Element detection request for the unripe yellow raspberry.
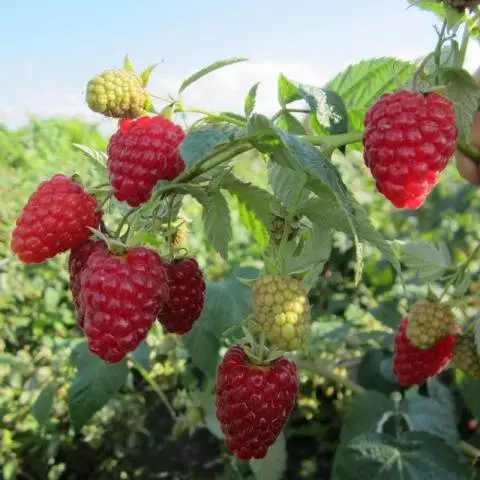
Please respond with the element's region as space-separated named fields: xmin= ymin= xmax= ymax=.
xmin=453 ymin=333 xmax=480 ymax=379
xmin=86 ymin=69 xmax=147 ymax=118
xmin=406 ymin=300 xmax=455 ymax=349
xmin=252 ymin=274 xmax=310 ymax=351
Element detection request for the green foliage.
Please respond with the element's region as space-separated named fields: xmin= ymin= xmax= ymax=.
xmin=68 ymin=342 xmax=128 ymax=431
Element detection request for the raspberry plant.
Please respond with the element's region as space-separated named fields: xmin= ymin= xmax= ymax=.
xmin=6 ymin=1 xmax=480 ymax=478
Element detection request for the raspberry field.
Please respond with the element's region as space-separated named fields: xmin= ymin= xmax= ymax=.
xmin=3 ymin=1 xmax=480 ymax=479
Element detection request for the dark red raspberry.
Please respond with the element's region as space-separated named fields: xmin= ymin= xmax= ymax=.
xmin=363 ymin=90 xmax=457 ymax=209
xmin=68 ymin=240 xmax=107 ymax=330
xmin=11 ymin=174 xmax=102 ymax=263
xmin=107 ymin=115 xmax=186 ymax=207
xmin=215 ymin=346 xmax=298 ymax=460
xmin=80 ymin=246 xmax=169 ymax=363
xmin=158 ymin=257 xmax=205 ymax=334
xmin=393 ymin=318 xmax=456 ymax=386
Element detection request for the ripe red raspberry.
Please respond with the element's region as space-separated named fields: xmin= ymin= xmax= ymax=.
xmin=363 ymin=90 xmax=457 ymax=209
xmin=107 ymin=115 xmax=186 ymax=207
xmin=80 ymin=246 xmax=169 ymax=363
xmin=11 ymin=174 xmax=102 ymax=263
xmin=158 ymin=257 xmax=205 ymax=334
xmin=393 ymin=318 xmax=456 ymax=386
xmin=68 ymin=240 xmax=107 ymax=330
xmin=215 ymin=346 xmax=298 ymax=460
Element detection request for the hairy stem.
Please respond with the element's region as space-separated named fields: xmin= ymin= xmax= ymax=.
xmin=301 ymin=131 xmax=363 ymax=149
xmin=131 ymin=359 xmax=177 ymax=421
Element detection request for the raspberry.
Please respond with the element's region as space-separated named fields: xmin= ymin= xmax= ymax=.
xmin=252 ymin=275 xmax=310 ymax=351
xmin=453 ymin=333 xmax=480 ymax=379
xmin=406 ymin=300 xmax=455 ymax=349
xmin=86 ymin=69 xmax=147 ymax=118
xmin=444 ymin=0 xmax=480 ymax=11
xmin=68 ymin=240 xmax=107 ymax=330
xmin=158 ymin=257 xmax=206 ymax=334
xmin=11 ymin=174 xmax=102 ymax=263
xmin=393 ymin=318 xmax=456 ymax=386
xmin=363 ymin=90 xmax=457 ymax=209
xmin=215 ymin=346 xmax=298 ymax=460
xmin=80 ymin=246 xmax=169 ymax=362
xmin=107 ymin=115 xmax=186 ymax=206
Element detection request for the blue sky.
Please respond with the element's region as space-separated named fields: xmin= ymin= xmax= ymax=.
xmin=1 ymin=0 xmax=479 ymax=129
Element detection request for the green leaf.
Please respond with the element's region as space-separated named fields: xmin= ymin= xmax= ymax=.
xmin=179 ymin=57 xmax=248 ymax=93
xmin=339 ymin=391 xmax=393 ymax=445
xmin=274 ymin=111 xmax=308 ymax=134
xmin=2 ymin=461 xmax=18 ymax=480
xmin=278 ymin=73 xmax=300 ymax=106
xmin=123 ymin=54 xmax=136 ymax=73
xmin=202 ymin=191 xmax=232 ymax=260
xmin=396 ymin=240 xmax=450 ymax=281
xmin=32 ymin=383 xmax=54 ymax=428
xmin=132 ymin=340 xmax=150 ymax=370
xmin=335 ymin=432 xmax=472 ymax=480
xmin=277 ymin=74 xmax=348 ymax=135
xmin=440 ymin=67 xmax=480 ymax=140
xmin=358 ymin=349 xmax=398 ymax=395
xmin=327 ymin=58 xmax=416 ymax=109
xmin=237 ymin=200 xmax=270 ymax=247
xmin=72 ymin=143 xmax=107 ymax=171
xmin=222 ymin=176 xmax=273 ymax=226
xmin=299 ymin=189 xmax=401 ymax=278
xmin=180 ymin=124 xmax=245 ymax=169
xmin=245 ymin=82 xmax=260 ymax=118
xmin=458 ymin=375 xmax=480 ymax=421
xmin=268 ymin=163 xmax=310 ymax=210
xmin=184 ymin=271 xmax=254 ymax=377
xmin=198 ymin=391 xmax=224 ymax=439
xmin=284 ymin=227 xmax=332 ymax=289
xmin=68 ymin=342 xmax=128 ymax=431
xmin=299 ymin=84 xmax=349 ymax=135
xmin=139 ymin=63 xmax=158 ymax=87
xmin=404 ymin=395 xmax=459 ymax=448
xmin=250 ymin=432 xmax=287 ymax=480
xmin=369 ymin=302 xmax=402 ymax=330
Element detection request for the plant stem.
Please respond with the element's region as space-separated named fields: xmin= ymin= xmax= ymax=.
xmin=460 ymin=440 xmax=480 ymax=458
xmin=174 ymin=141 xmax=254 ymax=184
xmin=167 ymin=195 xmax=175 ymax=259
xmin=459 ymin=24 xmax=471 ymax=67
xmin=176 ymin=106 xmax=246 ymax=127
xmin=299 ymin=361 xmax=480 ymax=459
xmin=301 ymin=131 xmax=363 ymax=149
xmin=457 ymin=139 xmax=480 ymax=165
xmin=439 ymin=243 xmax=480 ymax=301
xmin=131 ymin=359 xmax=177 ymax=421
xmin=271 ymin=108 xmax=312 ymax=122
xmin=434 ymin=19 xmax=448 ymax=85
